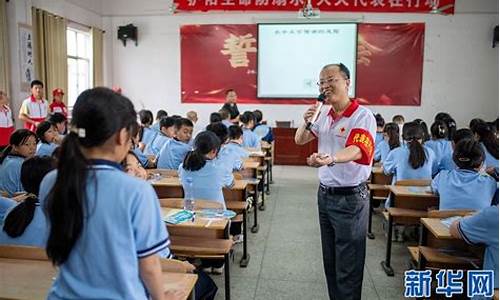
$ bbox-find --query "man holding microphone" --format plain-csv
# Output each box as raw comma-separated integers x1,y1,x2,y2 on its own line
295,63,376,300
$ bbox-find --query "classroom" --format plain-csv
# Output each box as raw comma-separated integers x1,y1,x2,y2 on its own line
0,0,498,299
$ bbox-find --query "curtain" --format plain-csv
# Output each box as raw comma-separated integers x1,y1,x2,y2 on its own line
32,7,67,103
91,27,104,87
0,0,10,96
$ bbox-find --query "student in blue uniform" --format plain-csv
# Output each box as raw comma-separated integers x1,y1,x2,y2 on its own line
474,121,499,173
138,110,157,147
425,120,453,170
253,109,274,144
35,121,59,157
0,197,16,226
384,121,439,184
145,116,176,156
0,129,37,196
432,139,497,210
240,111,261,149
122,151,148,180
48,112,67,142
374,122,400,164
219,109,233,128
39,87,172,299
435,112,457,140
0,156,55,247
450,205,499,290
206,122,240,183
157,118,193,169
440,128,475,171
151,109,167,133
414,118,430,142
374,113,385,146
226,126,250,161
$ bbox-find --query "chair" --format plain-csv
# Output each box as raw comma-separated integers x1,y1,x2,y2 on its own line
275,121,291,128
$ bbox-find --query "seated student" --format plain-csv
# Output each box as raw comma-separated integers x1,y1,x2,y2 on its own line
219,109,232,128
226,125,250,162
432,139,497,210
206,122,239,174
374,113,385,146
392,114,405,141
374,122,400,164
414,118,430,142
473,121,499,173
0,197,16,226
122,151,148,180
35,121,59,157
138,109,157,147
0,156,55,247
450,205,499,290
157,118,193,169
179,131,233,208
151,109,167,132
440,128,475,171
384,121,438,185
240,111,261,150
0,90,14,151
435,112,457,140
469,118,485,133
425,120,453,170
131,131,153,168
39,87,173,299
187,110,204,139
253,109,274,144
0,129,37,196
145,116,176,156
49,88,68,117
48,112,67,142
209,112,222,124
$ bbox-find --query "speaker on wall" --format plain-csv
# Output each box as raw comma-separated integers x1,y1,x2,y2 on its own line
118,24,138,47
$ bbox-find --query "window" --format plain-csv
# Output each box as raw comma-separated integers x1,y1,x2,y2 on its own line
67,26,92,108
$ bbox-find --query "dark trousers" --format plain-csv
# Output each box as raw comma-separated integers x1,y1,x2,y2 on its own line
317,185,369,300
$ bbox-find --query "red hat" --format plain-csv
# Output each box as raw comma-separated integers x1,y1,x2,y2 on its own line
52,88,64,96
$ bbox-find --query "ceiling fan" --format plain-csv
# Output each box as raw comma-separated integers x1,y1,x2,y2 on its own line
429,3,454,15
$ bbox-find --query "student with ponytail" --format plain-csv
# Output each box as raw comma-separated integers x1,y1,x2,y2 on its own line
39,87,172,299
0,156,55,246
374,122,400,164
35,121,59,157
440,128,475,171
240,111,261,149
384,121,438,184
426,120,453,170
0,129,37,196
473,121,499,173
432,139,496,210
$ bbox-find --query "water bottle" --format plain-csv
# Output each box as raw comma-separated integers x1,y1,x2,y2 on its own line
183,177,195,212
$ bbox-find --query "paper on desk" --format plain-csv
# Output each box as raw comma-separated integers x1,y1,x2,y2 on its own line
163,209,194,224
440,216,462,229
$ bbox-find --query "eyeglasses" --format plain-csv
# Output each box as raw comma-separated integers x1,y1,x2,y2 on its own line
316,77,346,87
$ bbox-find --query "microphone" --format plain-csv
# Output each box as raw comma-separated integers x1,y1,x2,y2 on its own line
306,93,326,131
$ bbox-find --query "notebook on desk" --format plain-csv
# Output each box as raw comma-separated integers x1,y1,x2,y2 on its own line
163,209,195,225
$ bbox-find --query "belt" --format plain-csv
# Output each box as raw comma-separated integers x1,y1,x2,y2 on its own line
319,183,367,196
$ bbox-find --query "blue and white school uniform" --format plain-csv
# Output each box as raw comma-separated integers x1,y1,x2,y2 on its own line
458,205,499,289
439,152,457,171
151,122,161,133
432,169,497,210
223,142,250,169
36,142,58,157
242,127,260,149
141,127,158,147
132,147,149,167
375,132,384,147
0,155,25,197
373,140,395,164
425,139,453,171
145,134,170,156
0,202,47,247
157,139,191,170
39,160,171,299
482,143,499,172
0,197,16,226
178,160,234,208
383,144,438,183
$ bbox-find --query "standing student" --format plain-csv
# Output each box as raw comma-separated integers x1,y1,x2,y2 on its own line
474,121,499,173
374,122,400,164
152,110,168,133
221,89,240,123
253,109,274,144
374,114,385,146
450,205,499,290
18,80,49,132
0,129,37,196
0,156,55,247
240,111,261,150
432,139,497,210
440,128,475,171
49,88,68,117
40,87,172,299
425,120,453,170
0,90,14,150
157,118,193,169
35,121,59,157
383,122,439,184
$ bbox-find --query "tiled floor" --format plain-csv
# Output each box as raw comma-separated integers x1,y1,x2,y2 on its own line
211,165,409,300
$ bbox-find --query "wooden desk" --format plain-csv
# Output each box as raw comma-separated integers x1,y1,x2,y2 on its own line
0,258,197,300
367,167,392,240
242,161,260,170
273,127,317,165
162,207,229,239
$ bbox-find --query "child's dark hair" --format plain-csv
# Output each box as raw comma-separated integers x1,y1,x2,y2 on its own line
384,123,400,150
30,80,44,88
156,110,168,120
375,114,385,128
228,125,243,140
434,112,451,122
36,121,54,144
138,110,153,126
452,128,474,145
206,122,228,144
174,118,194,131
210,112,222,123
435,113,456,140
219,109,230,120
453,139,484,170
48,112,67,125
253,110,263,124
120,150,141,169
469,118,485,133
403,122,427,169
160,116,176,130
240,111,256,125
475,122,499,159
0,129,36,164
414,119,430,142
45,87,138,266
392,115,405,123
183,131,220,172
430,120,448,140
3,156,55,238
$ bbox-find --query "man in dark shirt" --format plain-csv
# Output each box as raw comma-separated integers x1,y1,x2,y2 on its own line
221,89,240,123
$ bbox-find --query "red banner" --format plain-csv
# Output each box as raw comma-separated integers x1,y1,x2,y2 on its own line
175,0,454,14
181,23,425,105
